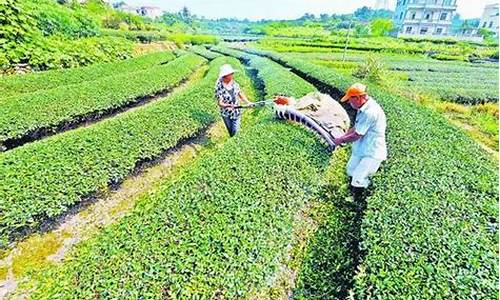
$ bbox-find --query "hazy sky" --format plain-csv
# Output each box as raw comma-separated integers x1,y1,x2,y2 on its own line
124,0,497,20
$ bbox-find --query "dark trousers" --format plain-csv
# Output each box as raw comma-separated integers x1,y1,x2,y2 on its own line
222,115,241,137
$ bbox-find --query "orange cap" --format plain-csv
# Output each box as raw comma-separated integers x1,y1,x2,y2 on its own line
340,83,367,102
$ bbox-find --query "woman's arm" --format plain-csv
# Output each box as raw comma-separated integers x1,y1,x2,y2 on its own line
238,91,253,105
218,98,234,109
216,80,233,109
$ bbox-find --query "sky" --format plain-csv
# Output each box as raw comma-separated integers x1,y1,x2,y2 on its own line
124,0,497,20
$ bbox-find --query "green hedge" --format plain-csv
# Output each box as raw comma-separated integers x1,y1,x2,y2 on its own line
0,56,248,247
210,46,250,60
257,37,497,62
0,51,175,99
30,120,330,299
289,51,499,104
0,53,205,149
292,147,364,299
248,49,499,299
23,0,100,38
0,0,136,72
168,33,219,46
212,46,316,98
2,34,134,73
101,29,169,43
189,45,223,60
102,30,220,46
28,53,330,299
404,71,499,104
217,47,360,298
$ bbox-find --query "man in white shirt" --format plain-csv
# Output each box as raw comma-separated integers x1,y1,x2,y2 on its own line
333,83,387,201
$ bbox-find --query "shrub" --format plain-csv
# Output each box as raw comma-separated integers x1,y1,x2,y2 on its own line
0,0,134,72
0,51,175,98
25,36,133,71
0,54,202,147
29,2,100,38
0,0,41,67
370,18,394,37
353,53,388,83
168,33,219,46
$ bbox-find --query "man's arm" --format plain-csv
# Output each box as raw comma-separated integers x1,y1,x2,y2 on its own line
334,128,363,145
335,111,373,145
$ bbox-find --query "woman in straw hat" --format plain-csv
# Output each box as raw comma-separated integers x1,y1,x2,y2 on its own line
214,64,254,137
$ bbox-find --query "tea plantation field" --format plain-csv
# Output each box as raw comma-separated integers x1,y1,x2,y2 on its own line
0,44,497,299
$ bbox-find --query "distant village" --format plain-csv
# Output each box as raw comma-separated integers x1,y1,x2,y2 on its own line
99,0,498,42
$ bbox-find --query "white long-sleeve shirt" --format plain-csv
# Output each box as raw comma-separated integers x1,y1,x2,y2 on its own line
352,97,387,161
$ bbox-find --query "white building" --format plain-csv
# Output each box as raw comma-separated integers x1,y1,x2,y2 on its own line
479,3,499,36
112,3,163,18
394,0,457,37
113,2,139,15
136,6,164,19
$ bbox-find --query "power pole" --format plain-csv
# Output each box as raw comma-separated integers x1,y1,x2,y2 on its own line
342,18,354,62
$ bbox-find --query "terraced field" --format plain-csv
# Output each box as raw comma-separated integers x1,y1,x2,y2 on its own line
0,46,497,299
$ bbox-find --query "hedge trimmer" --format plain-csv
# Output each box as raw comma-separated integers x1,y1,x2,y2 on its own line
233,95,339,150
233,96,293,109
233,99,276,109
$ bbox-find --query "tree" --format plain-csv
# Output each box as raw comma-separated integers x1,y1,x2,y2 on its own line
355,24,370,37
180,6,191,19
467,18,480,28
179,6,193,24
451,13,463,34
354,6,372,22
319,13,330,22
161,12,182,26
355,6,393,22
336,20,353,29
112,2,126,9
479,28,495,38
370,18,394,36
298,13,315,21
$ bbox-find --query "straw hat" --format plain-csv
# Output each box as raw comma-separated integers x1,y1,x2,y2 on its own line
219,64,237,78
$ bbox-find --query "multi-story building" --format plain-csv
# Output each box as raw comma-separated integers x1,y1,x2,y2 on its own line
113,2,139,15
479,3,499,37
393,0,457,37
136,6,164,19
112,3,164,19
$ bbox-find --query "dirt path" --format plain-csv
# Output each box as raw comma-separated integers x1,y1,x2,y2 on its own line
447,118,499,161
0,121,228,300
